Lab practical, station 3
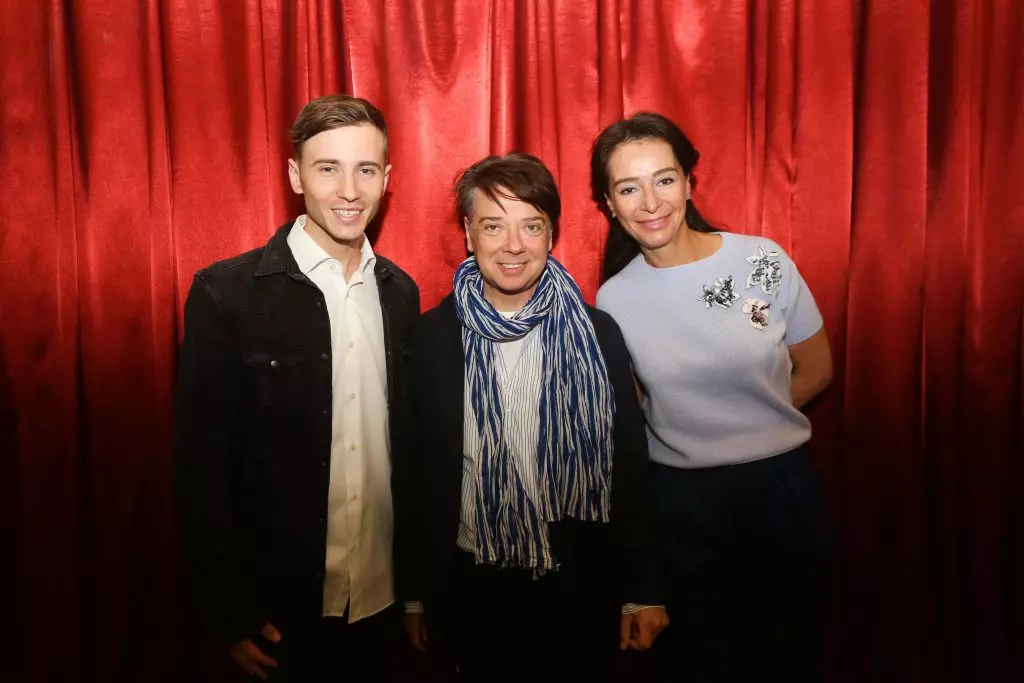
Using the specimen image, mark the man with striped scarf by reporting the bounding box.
[394,153,668,681]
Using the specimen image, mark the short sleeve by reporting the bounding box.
[780,253,823,345]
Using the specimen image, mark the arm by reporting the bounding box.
[598,317,665,608]
[599,317,669,650]
[788,327,833,409]
[172,276,263,646]
[392,316,429,649]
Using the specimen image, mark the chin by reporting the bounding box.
[327,223,368,242]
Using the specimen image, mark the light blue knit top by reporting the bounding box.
[596,232,823,469]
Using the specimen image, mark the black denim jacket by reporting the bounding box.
[173,222,419,645]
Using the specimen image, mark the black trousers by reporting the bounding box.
[259,604,401,682]
[447,551,621,683]
[651,446,832,683]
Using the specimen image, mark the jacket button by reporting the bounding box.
[321,409,328,417]
[270,360,279,368]
[320,352,329,360]
[316,300,322,308]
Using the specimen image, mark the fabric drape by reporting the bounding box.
[1,1,1021,681]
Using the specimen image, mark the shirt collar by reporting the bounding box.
[287,215,377,277]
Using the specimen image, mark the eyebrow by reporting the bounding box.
[310,159,384,170]
[476,215,546,222]
[612,167,678,187]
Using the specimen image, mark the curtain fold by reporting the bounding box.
[1,1,1020,681]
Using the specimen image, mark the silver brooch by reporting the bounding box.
[700,276,741,310]
[745,246,782,296]
[742,298,772,330]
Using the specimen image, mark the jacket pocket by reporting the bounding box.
[242,346,309,408]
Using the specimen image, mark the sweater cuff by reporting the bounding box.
[621,603,665,615]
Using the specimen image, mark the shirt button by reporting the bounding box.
[348,341,355,348]
[349,392,356,399]
[320,352,329,360]
[350,444,357,451]
[349,493,359,503]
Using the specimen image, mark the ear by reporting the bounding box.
[382,163,392,194]
[685,177,691,200]
[464,217,474,253]
[287,158,303,195]
[604,193,616,218]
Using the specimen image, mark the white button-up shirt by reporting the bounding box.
[287,216,394,623]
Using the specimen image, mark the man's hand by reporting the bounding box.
[620,607,669,651]
[229,622,281,680]
[403,612,429,652]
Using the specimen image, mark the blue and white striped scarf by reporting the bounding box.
[453,256,614,572]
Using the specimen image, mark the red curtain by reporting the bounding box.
[1,1,1021,681]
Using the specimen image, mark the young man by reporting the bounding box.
[174,95,419,682]
[393,153,668,682]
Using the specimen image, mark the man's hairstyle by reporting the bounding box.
[454,153,561,240]
[289,94,388,159]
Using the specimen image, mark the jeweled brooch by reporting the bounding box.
[742,298,772,330]
[699,276,741,310]
[745,246,782,297]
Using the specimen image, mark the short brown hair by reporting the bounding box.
[289,94,388,159]
[454,153,561,240]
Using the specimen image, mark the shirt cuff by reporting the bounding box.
[621,603,665,615]
[404,600,424,614]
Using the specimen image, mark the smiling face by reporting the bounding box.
[287,123,391,252]
[605,138,691,258]
[464,187,553,311]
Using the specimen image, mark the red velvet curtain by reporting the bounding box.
[1,1,1021,681]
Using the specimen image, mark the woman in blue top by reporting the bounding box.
[591,113,834,683]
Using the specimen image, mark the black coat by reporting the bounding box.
[393,295,663,638]
[173,222,419,645]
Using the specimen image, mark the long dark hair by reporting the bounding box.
[590,112,717,282]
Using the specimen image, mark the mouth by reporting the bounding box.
[497,262,527,273]
[332,207,363,221]
[636,215,670,230]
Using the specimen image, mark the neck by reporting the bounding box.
[642,227,720,268]
[304,221,365,279]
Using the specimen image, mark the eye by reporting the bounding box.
[319,165,336,175]
[524,223,545,235]
[358,167,377,177]
[618,186,637,196]
[656,176,675,186]
[482,223,503,234]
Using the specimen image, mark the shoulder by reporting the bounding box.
[586,305,621,337]
[195,246,264,286]
[586,305,631,361]
[595,256,644,310]
[728,232,793,263]
[376,256,420,298]
[413,294,458,337]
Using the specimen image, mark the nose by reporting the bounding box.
[335,173,357,201]
[504,226,525,253]
[640,185,660,213]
